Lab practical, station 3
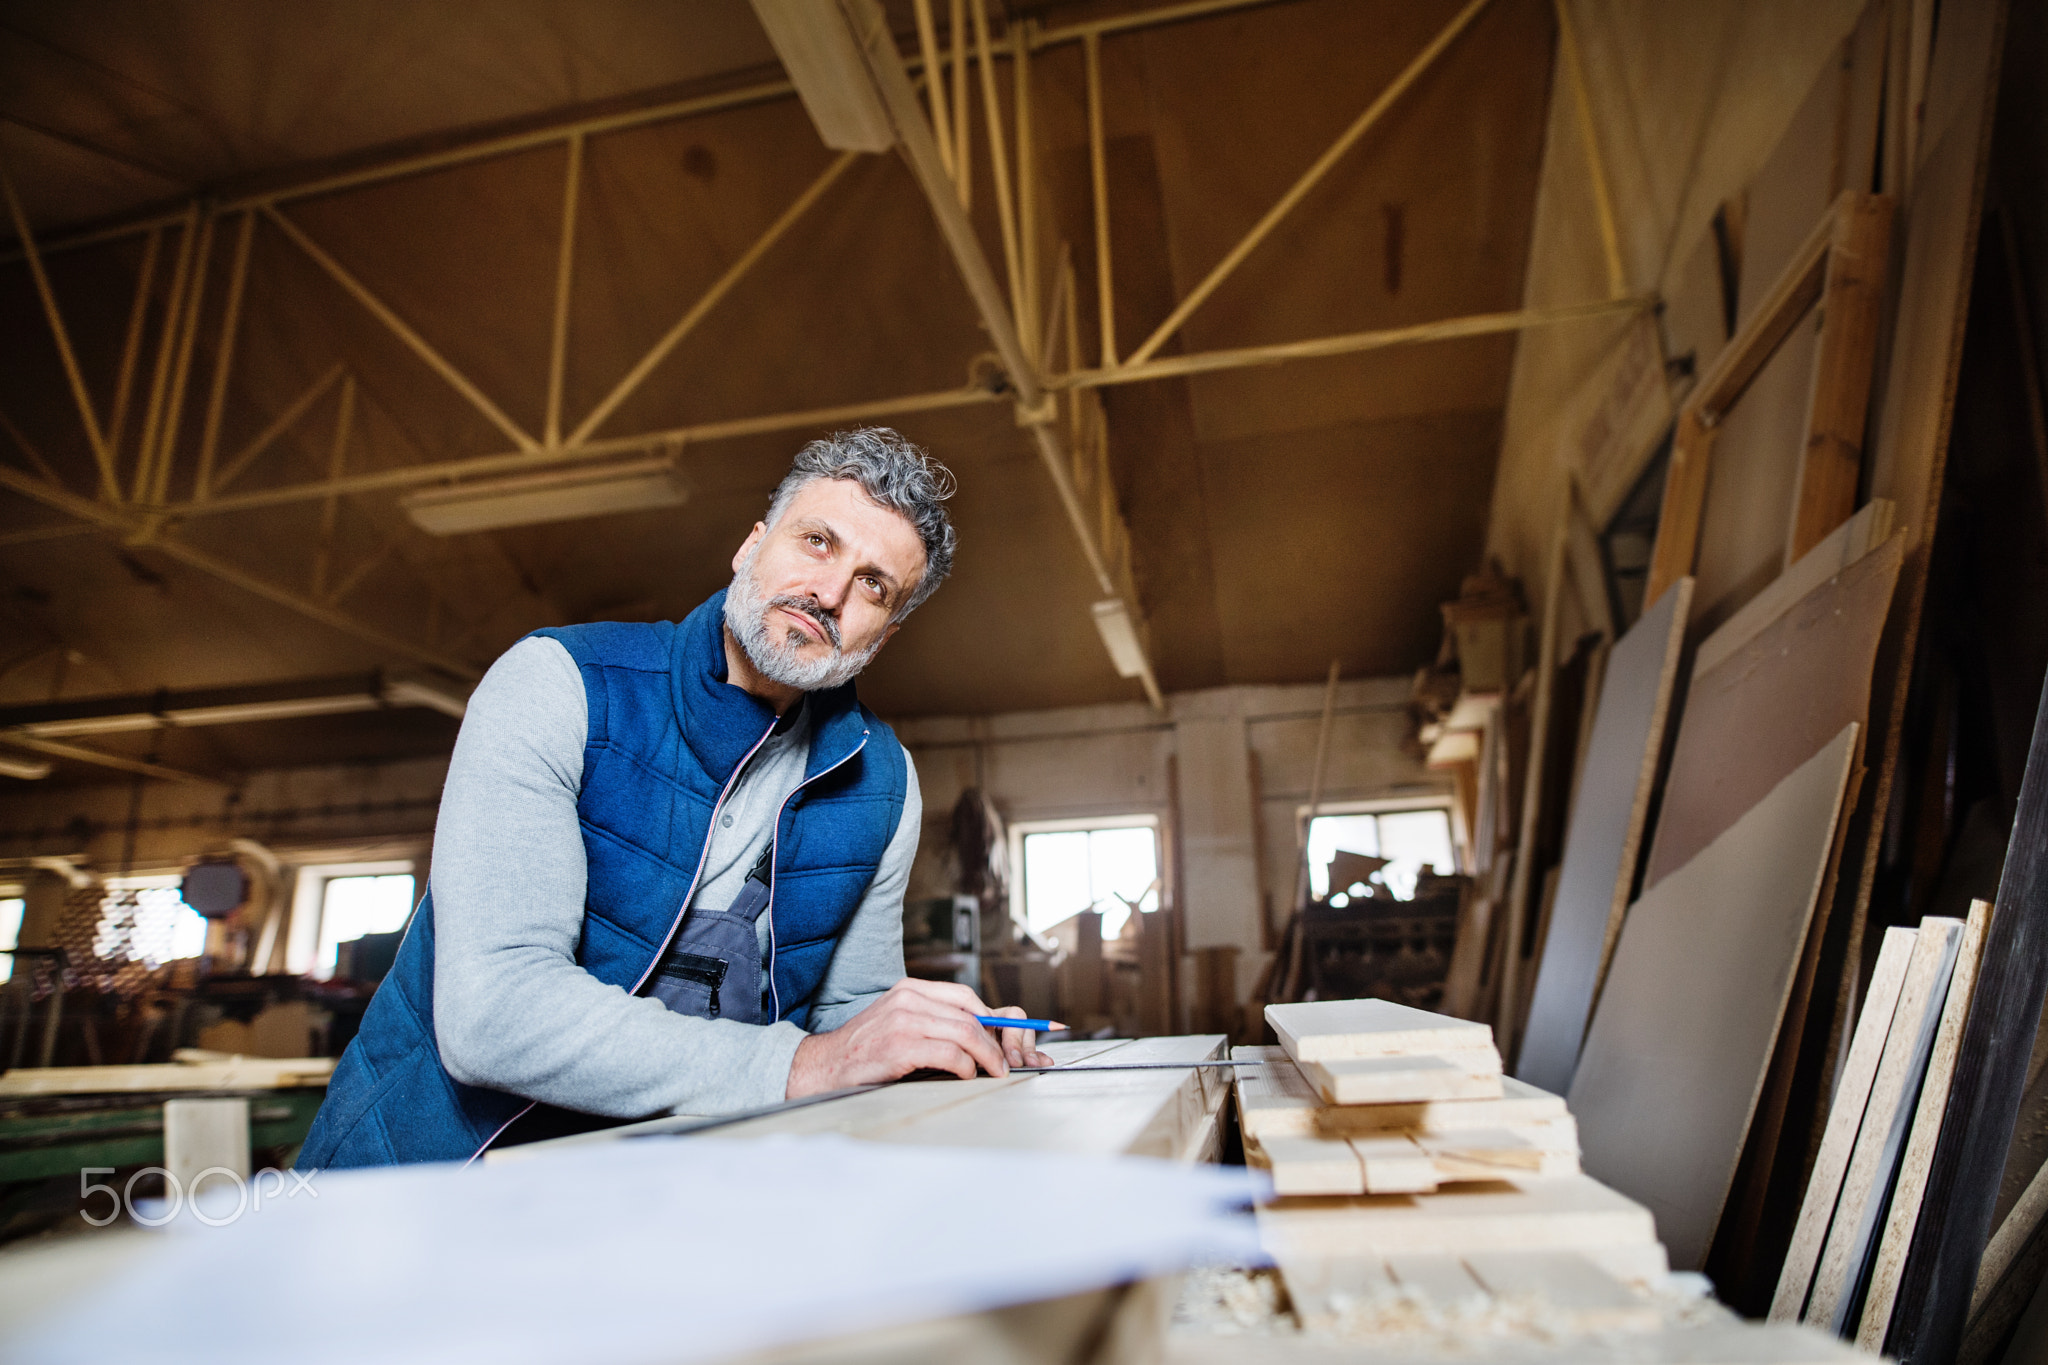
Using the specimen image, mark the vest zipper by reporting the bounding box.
[762,727,870,1023]
[467,715,781,1166]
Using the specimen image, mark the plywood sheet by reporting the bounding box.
[1643,534,1903,887]
[1568,725,1860,1270]
[1769,926,1918,1322]
[1806,918,1962,1332]
[1857,899,1993,1350]
[1518,578,1693,1095]
[1267,998,1494,1063]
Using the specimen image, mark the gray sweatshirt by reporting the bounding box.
[428,635,917,1117]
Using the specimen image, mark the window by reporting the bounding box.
[1010,816,1161,939]
[96,876,210,967]
[285,860,417,978]
[1304,803,1456,902]
[315,875,415,975]
[0,892,22,983]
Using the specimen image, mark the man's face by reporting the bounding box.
[724,477,928,692]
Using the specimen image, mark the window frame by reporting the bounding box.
[1293,796,1462,897]
[285,859,417,979]
[1005,813,1164,937]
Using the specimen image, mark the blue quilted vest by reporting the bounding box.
[296,590,907,1169]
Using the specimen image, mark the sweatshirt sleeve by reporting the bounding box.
[804,746,918,1032]
[430,635,806,1118]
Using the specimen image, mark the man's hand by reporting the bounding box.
[786,979,1058,1098]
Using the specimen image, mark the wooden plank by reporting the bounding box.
[1299,1052,1503,1107]
[1261,1135,1368,1196]
[1234,1047,1572,1152]
[1270,1254,1396,1329]
[1806,917,1964,1331]
[1518,578,1693,1095]
[1267,998,1494,1064]
[1386,1252,1488,1306]
[1644,414,1718,607]
[879,1035,1230,1159]
[1644,532,1903,888]
[163,1097,251,1210]
[1256,1174,1667,1285]
[1413,1127,1563,1175]
[1966,1155,2048,1363]
[1350,1136,1441,1194]
[0,1058,335,1097]
[1787,196,1895,563]
[1770,925,1919,1322]
[1165,1321,1871,1364]
[1859,898,1994,1349]
[1464,1250,1660,1331]
[1568,725,1860,1270]
[707,1036,1227,1160]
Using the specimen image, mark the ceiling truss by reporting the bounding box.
[0,0,1644,728]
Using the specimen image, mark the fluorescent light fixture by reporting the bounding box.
[1091,599,1149,679]
[0,751,52,780]
[402,459,688,536]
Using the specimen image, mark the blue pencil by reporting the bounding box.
[974,1015,1065,1031]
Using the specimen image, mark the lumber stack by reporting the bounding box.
[1238,997,1866,1361]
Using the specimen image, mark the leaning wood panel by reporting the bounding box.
[1568,725,1860,1270]
[1644,532,1902,887]
[1806,918,1963,1331]
[1770,926,1918,1322]
[1692,499,1894,678]
[1517,578,1693,1095]
[1859,898,1993,1349]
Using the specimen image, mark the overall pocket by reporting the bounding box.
[652,951,729,1018]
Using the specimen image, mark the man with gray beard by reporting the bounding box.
[297,429,1051,1169]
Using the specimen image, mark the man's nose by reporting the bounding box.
[803,572,851,613]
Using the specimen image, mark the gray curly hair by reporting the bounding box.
[764,428,957,614]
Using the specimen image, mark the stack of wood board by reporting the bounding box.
[1267,998,1504,1104]
[1770,901,1990,1350]
[1234,1046,1579,1196]
[1250,1000,1544,1196]
[1240,999,1866,1360]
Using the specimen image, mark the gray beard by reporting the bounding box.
[723,555,884,692]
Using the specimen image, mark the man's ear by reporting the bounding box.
[732,522,766,574]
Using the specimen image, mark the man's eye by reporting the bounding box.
[861,578,883,599]
[805,534,826,549]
